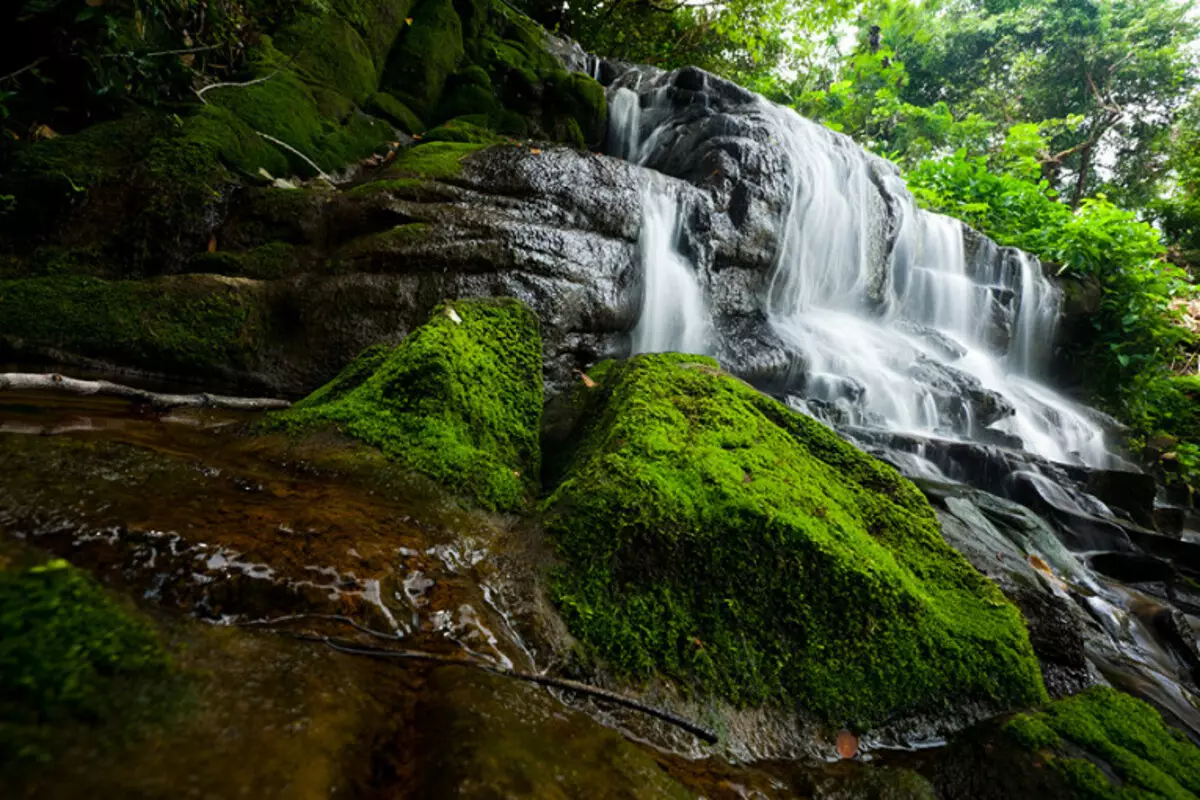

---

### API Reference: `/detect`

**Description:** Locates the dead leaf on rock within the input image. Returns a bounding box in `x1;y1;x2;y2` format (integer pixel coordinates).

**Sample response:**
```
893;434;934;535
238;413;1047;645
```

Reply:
836;730;858;759
530;148;542;155
574;369;596;388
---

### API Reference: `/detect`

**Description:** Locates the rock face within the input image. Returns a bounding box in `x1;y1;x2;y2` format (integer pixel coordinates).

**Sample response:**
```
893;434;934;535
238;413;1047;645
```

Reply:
542;352;1047;729
0;25;1080;417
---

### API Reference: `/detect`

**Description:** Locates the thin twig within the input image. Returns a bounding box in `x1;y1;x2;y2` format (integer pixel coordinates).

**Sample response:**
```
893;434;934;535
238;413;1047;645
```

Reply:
0;57;48;84
237;613;401;641
195;70;278;98
268;625;718;744
104;45;219;59
311;634;720;744
256;132;333;181
0;373;291;411
191;70;331;181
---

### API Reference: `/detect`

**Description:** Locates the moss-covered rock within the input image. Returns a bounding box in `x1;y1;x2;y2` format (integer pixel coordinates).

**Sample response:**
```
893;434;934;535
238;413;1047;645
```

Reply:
0;558;170;765
272;298;543;511
0;0;602;281
1003;686;1200;799
384;0;467;118
0;274;266;374
384;140;492;179
543;353;1047;728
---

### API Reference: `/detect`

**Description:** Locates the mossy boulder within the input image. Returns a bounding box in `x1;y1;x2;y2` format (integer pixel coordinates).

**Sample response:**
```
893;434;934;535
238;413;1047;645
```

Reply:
0;274;266;375
0;558;170;765
1003;686;1200;799
544;353;1047;728
272;298;543;512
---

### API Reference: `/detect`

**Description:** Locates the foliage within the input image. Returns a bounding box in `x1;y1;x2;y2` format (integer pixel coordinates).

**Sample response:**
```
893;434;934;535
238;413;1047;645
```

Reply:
272;298;544;512
855;0;1198;206
1003;686;1200;799
515;0;856;87
0;558;169;765
544;353;1046;728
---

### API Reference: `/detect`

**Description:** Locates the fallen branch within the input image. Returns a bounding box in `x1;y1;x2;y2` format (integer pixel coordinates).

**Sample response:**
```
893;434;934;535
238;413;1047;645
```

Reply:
0;373;291;411
263;620;718;744
255;132;333;182
194;71;279;98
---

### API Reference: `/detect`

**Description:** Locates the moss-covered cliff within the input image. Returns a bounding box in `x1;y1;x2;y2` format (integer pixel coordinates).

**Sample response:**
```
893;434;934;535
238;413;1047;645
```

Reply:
544;353;1047;728
0;0;605;279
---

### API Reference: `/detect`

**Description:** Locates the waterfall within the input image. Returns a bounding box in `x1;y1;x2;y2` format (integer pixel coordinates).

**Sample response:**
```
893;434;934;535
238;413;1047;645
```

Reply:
611;85;712;356
616;73;1111;468
630;184;711;355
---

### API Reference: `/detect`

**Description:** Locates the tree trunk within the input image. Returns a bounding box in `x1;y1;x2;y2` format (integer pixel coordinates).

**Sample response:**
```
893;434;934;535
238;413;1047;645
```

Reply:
1071;141;1093;210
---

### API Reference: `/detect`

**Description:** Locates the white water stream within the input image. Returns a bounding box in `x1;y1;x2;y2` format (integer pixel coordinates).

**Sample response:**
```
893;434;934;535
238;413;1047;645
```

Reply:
612;84;1111;469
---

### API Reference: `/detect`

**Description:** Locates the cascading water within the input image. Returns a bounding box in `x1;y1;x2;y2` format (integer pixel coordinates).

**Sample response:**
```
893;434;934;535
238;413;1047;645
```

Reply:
616;73;1111;469
611;86;712;356
630;184;711;355
761;102;1109;468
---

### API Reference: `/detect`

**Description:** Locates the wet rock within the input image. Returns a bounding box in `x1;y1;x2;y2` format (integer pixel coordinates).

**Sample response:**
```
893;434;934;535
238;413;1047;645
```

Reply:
1086;468;1157;527
1088;552;1175;585
1154;505;1187;537
930;486;1092;698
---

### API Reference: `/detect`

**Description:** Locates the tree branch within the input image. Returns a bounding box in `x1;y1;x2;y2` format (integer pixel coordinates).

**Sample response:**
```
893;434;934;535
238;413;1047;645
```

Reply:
0;373;291;410
0;57;48;84
313;634;720;744
243;614;718;744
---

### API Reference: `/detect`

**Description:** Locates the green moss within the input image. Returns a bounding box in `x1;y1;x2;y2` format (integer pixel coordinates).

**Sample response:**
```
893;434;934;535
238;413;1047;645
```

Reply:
543;354;1046;728
190;242;301;279
421;118;509;145
1004;713;1062;751
271;298;543;511
333;223;432;266
0;275;264;373
368;92;427;134
1005;687;1200;799
206;40;392;176
273;13;378;104
385;0;467;119
0;559;169;765
385;141;490;179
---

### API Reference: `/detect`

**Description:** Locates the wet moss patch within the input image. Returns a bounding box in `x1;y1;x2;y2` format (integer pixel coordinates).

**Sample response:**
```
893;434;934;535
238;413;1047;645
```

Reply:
0;558;170;766
272;298;543;511
0;274;265;374
544;353;1047;728
1003;686;1200;799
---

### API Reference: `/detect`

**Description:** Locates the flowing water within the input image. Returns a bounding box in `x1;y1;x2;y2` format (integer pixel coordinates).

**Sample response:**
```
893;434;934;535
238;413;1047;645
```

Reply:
613;80;1110;469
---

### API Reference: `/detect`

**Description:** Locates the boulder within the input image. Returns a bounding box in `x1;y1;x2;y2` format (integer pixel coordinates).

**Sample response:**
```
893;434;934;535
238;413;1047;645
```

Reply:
542;353;1046;729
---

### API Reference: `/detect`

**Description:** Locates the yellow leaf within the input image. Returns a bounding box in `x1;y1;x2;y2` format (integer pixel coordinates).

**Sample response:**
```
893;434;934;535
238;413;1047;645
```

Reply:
207;237;217;253
405;17;414;24
530;147;542;155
